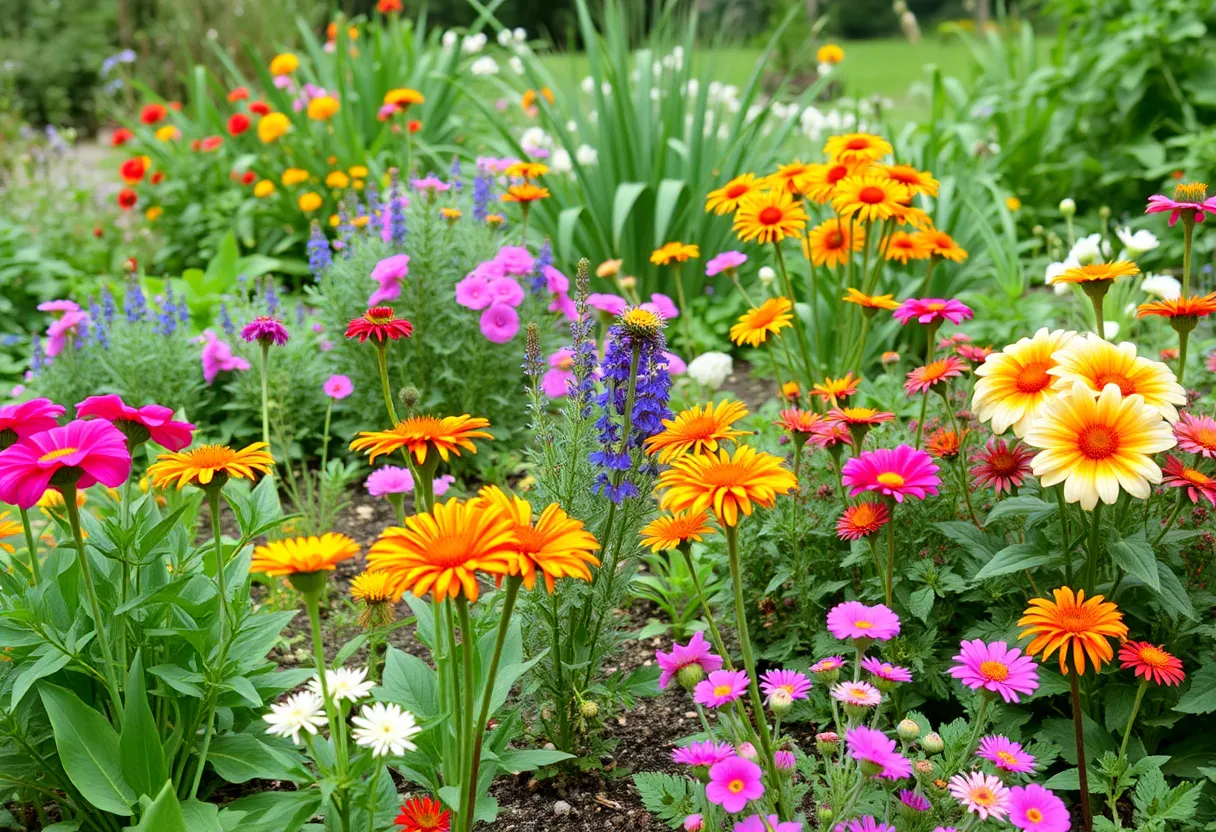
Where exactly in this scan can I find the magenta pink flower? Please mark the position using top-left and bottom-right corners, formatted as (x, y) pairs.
(841, 444), (940, 503)
(663, 352), (686, 375)
(948, 639), (1040, 703)
(37, 299), (80, 315)
(893, 298), (974, 327)
(809, 420), (852, 449)
(977, 735), (1036, 774)
(831, 681), (882, 708)
(656, 631), (723, 690)
(826, 601), (901, 641)
(0, 419), (131, 508)
(811, 656), (846, 674)
(1146, 190), (1216, 226)
(456, 273), (495, 310)
(834, 817), (895, 832)
(1007, 784), (1069, 832)
(860, 656), (913, 684)
(45, 310), (88, 357)
(706, 250), (748, 277)
(671, 740), (734, 767)
(644, 293), (680, 319)
(684, 815), (703, 832)
(410, 175), (450, 193)
(760, 669), (812, 701)
(847, 726), (912, 780)
(542, 349), (574, 398)
(706, 756), (764, 813)
(75, 394), (195, 451)
(241, 316), (289, 347)
(487, 276), (525, 308)
(0, 398), (65, 445)
(433, 474), (456, 496)
(899, 790), (931, 812)
(479, 303), (519, 343)
(1174, 412), (1216, 459)
(494, 245), (535, 276)
(199, 329), (251, 384)
(735, 815), (802, 832)
(772, 751), (796, 771)
(694, 669), (750, 709)
(587, 293), (627, 315)
(369, 254), (410, 306)
(549, 291), (577, 321)
(949, 771), (1010, 821)
(544, 265), (569, 294)
(366, 466), (414, 496)
(324, 374), (354, 400)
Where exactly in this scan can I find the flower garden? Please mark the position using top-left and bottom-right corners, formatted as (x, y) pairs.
(1, 2), (1216, 831)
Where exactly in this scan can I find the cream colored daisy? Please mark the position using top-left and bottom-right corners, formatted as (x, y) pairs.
(971, 328), (1077, 438)
(1049, 333), (1187, 423)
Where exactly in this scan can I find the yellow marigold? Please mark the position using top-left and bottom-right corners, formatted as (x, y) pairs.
(251, 533), (360, 577)
(505, 161), (548, 180)
(842, 288), (899, 310)
(349, 165), (369, 178)
(326, 171), (350, 189)
(651, 242), (700, 265)
(823, 133), (893, 165)
(0, 512), (21, 555)
(640, 511), (717, 553)
(281, 168), (310, 186)
(441, 207), (462, 220)
(485, 213), (504, 226)
(253, 180), (276, 198)
(270, 53), (299, 75)
(733, 189), (808, 245)
(501, 183), (549, 203)
(155, 125), (179, 142)
(258, 112), (291, 144)
(706, 173), (761, 215)
(882, 165), (939, 198)
(147, 443), (275, 490)
(803, 219), (865, 268)
(597, 259), (623, 278)
(817, 44), (845, 64)
(478, 486), (600, 592)
(384, 88), (424, 108)
(730, 297), (794, 347)
(1018, 587), (1128, 675)
(1048, 260), (1139, 286)
(145, 206), (163, 221)
(644, 400), (751, 463)
(767, 161), (811, 196)
(299, 192), (323, 212)
(916, 229), (968, 261)
(307, 96), (340, 121)
(796, 161), (858, 204)
(655, 445), (797, 527)
(1005, 196), (1022, 211)
(350, 415), (492, 464)
(971, 327), (1077, 438)
(1048, 332), (1187, 423)
(831, 174), (909, 223)
(812, 373), (860, 403)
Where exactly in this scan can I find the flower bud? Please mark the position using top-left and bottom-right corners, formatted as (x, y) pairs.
(683, 815), (704, 832)
(1058, 198), (1076, 217)
(1099, 205), (1111, 219)
(768, 688), (794, 717)
(618, 275), (637, 290)
(914, 759), (935, 775)
(815, 731), (840, 754)
(896, 719), (920, 741)
(676, 663), (704, 692)
(817, 806), (834, 826)
(737, 742), (758, 760)
(579, 700), (599, 719)
(399, 386), (421, 410)
(758, 266), (776, 285)
(922, 732), (944, 754)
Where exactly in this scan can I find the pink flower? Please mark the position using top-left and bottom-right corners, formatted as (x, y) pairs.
(1146, 191), (1216, 226)
(860, 656), (913, 684)
(899, 790), (931, 812)
(199, 330), (251, 385)
(893, 298), (974, 327)
(977, 735), (1036, 774)
(847, 725), (912, 780)
(663, 352), (686, 375)
(772, 751), (797, 771)
(487, 276), (525, 308)
(645, 293), (679, 319)
(494, 245), (535, 276)
(706, 250), (747, 277)
(549, 291), (577, 320)
(45, 310), (88, 357)
(656, 631), (723, 690)
(0, 398), (65, 444)
(809, 421), (851, 449)
(542, 349), (574, 398)
(378, 195), (410, 243)
(826, 600), (901, 641)
(411, 176), (451, 193)
(949, 771), (1010, 821)
(320, 339), (335, 352)
(1174, 412), (1216, 459)
(694, 669), (750, 709)
(1207, 351), (1216, 374)
(760, 669), (812, 701)
(479, 303), (520, 343)
(366, 466), (414, 496)
(684, 815), (704, 832)
(831, 681), (882, 708)
(369, 254), (410, 305)
(544, 265), (569, 294)
(432, 474), (456, 496)
(834, 817), (895, 832)
(672, 740), (734, 767)
(456, 273), (495, 310)
(75, 395), (195, 451)
(587, 293), (627, 315)
(904, 356), (967, 395)
(324, 374), (354, 400)
(842, 445), (940, 503)
(0, 419), (131, 509)
(1007, 784), (1069, 832)
(37, 299), (80, 315)
(948, 639), (1040, 703)
(735, 815), (802, 832)
(241, 316), (290, 347)
(377, 103), (398, 120)
(706, 756), (764, 813)
(810, 656), (846, 674)
(970, 437), (1034, 494)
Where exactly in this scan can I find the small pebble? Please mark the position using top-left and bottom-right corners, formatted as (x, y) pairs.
(554, 800), (572, 815)
(355, 505), (374, 520)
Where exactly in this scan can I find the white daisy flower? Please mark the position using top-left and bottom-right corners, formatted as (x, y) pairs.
(686, 352), (734, 390)
(352, 702), (421, 757)
(512, 27), (527, 43)
(508, 56), (524, 75)
(496, 28), (512, 47)
(1116, 227), (1159, 258)
(441, 31), (458, 48)
(470, 56), (499, 77)
(1140, 273), (1181, 299)
(580, 76), (595, 95)
(263, 691), (327, 745)
(550, 148), (572, 174)
(309, 666), (375, 705)
(575, 144), (598, 166)
(461, 33), (487, 55)
(1068, 232), (1109, 266)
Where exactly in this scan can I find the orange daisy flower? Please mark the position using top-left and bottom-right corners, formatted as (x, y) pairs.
(882, 165), (939, 197)
(655, 445), (797, 527)
(1136, 292), (1216, 320)
(350, 415), (492, 464)
(925, 428), (966, 460)
(767, 161), (811, 195)
(504, 161), (548, 181)
(251, 533), (360, 577)
(892, 204), (934, 230)
(1048, 260), (1140, 286)
(651, 242), (701, 265)
(831, 175), (910, 223)
(501, 183), (550, 204)
(842, 288), (899, 310)
(706, 174), (761, 215)
(796, 161), (857, 204)
(640, 511), (717, 553)
(803, 219), (865, 268)
(774, 408), (822, 435)
(826, 407), (894, 427)
(905, 356), (968, 395)
(644, 400), (751, 463)
(836, 501), (889, 541)
(916, 230), (968, 262)
(812, 373), (860, 403)
(1017, 587), (1128, 675)
(885, 231), (934, 264)
(730, 298), (794, 347)
(823, 133), (894, 165)
(478, 486), (600, 592)
(733, 189), (808, 244)
(148, 443), (274, 490)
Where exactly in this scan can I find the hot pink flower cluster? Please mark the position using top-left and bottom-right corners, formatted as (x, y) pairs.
(893, 298), (974, 327)
(199, 329), (251, 384)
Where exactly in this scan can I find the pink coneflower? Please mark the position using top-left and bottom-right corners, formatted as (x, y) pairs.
(842, 445), (940, 503)
(811, 656), (846, 674)
(836, 502), (890, 540)
(1119, 641), (1185, 686)
(904, 356), (967, 395)
(705, 250), (748, 277)
(860, 656), (913, 684)
(977, 735), (1036, 774)
(898, 790), (931, 812)
(1145, 183), (1216, 226)
(75, 394), (195, 450)
(411, 175), (451, 193)
(323, 374), (354, 400)
(369, 254), (411, 306)
(199, 329), (251, 384)
(772, 750), (797, 771)
(760, 669), (812, 702)
(695, 669), (750, 709)
(831, 681), (882, 708)
(949, 771), (1011, 820)
(479, 303), (520, 343)
(948, 639), (1040, 703)
(846, 725), (912, 780)
(241, 316), (290, 347)
(736, 815), (802, 832)
(705, 756), (764, 813)
(1174, 412), (1216, 459)
(893, 298), (974, 327)
(587, 293), (628, 315)
(834, 817), (896, 832)
(1161, 455), (1216, 507)
(366, 466), (414, 497)
(826, 601), (901, 641)
(1007, 784), (1069, 832)
(970, 438), (1033, 494)
(542, 349), (575, 398)
(495, 245), (535, 275)
(808, 420), (852, 449)
(671, 740), (734, 768)
(655, 631), (723, 690)
(0, 398), (65, 445)
(0, 419), (131, 509)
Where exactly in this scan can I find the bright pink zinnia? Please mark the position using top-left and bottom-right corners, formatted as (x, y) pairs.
(544, 265), (569, 294)
(38, 299), (81, 315)
(369, 254), (410, 305)
(1146, 189), (1216, 226)
(644, 293), (679, 320)
(826, 601), (901, 641)
(847, 725), (912, 780)
(75, 394), (195, 451)
(893, 298), (974, 327)
(760, 669), (812, 701)
(841, 444), (940, 503)
(694, 669), (750, 709)
(735, 815), (802, 832)
(45, 310), (88, 358)
(1174, 412), (1216, 459)
(479, 303), (519, 343)
(323, 374), (354, 400)
(487, 276), (525, 308)
(199, 329), (251, 384)
(860, 656), (913, 684)
(706, 250), (747, 277)
(655, 631), (723, 690)
(977, 735), (1037, 774)
(671, 740), (734, 767)
(706, 756), (764, 813)
(0, 398), (65, 445)
(1007, 784), (1070, 832)
(1161, 455), (1216, 507)
(241, 316), (289, 347)
(494, 245), (534, 276)
(950, 771), (1011, 821)
(366, 466), (414, 496)
(949, 639), (1040, 703)
(587, 293), (627, 315)
(834, 817), (896, 832)
(0, 419), (131, 509)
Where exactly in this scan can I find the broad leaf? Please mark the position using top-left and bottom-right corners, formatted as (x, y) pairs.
(120, 652), (168, 799)
(1108, 532), (1159, 591)
(40, 683), (135, 815)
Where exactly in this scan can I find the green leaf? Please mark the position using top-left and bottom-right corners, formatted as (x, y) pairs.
(127, 781), (186, 832)
(180, 800), (221, 832)
(1108, 532), (1159, 591)
(983, 496), (1053, 525)
(206, 734), (311, 784)
(653, 179), (687, 244)
(149, 665), (206, 699)
(972, 542), (1055, 581)
(11, 648), (72, 710)
(1152, 561), (1195, 620)
(495, 748), (574, 772)
(611, 183), (648, 250)
(934, 521), (1000, 559)
(907, 586), (935, 623)
(378, 646), (438, 717)
(40, 683), (135, 815)
(1175, 664), (1216, 714)
(556, 207), (583, 264)
(120, 652), (167, 800)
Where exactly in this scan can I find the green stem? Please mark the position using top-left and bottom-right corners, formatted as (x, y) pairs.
(671, 264), (696, 353)
(367, 764), (380, 832)
(964, 695), (991, 760)
(455, 595), (476, 832)
(884, 507), (896, 606)
(1085, 501), (1103, 594)
(680, 547), (734, 671)
(18, 508), (39, 585)
(433, 598), (457, 784)
(1176, 330), (1188, 388)
(1117, 680), (1149, 764)
(1055, 486), (1073, 585)
(773, 244), (814, 386)
(375, 345), (400, 426)
(258, 342), (271, 449)
(305, 591), (347, 776)
(1152, 489), (1186, 547)
(1181, 218), (1194, 296)
(1071, 672), (1094, 832)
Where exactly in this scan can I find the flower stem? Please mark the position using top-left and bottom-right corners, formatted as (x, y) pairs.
(680, 546), (734, 671)
(455, 594), (476, 832)
(884, 508), (896, 606)
(1176, 330), (1189, 387)
(258, 342), (271, 449)
(773, 243), (815, 384)
(1181, 218), (1194, 296)
(1085, 501), (1103, 594)
(1117, 680), (1148, 764)
(671, 264), (696, 353)
(375, 345), (399, 426)
(18, 507), (39, 585)
(1152, 489), (1187, 547)
(1071, 672), (1094, 832)
(964, 695), (991, 760)
(1055, 486), (1074, 585)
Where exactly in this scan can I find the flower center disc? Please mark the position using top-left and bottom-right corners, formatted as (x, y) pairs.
(858, 186), (886, 204)
(1137, 645), (1171, 667)
(826, 231), (844, 247)
(713, 684), (733, 697)
(1026, 809), (1044, 823)
(876, 472), (905, 488)
(847, 138), (870, 150)
(1015, 362), (1053, 393)
(997, 751), (1018, 765)
(1093, 371), (1135, 396)
(1078, 425), (1119, 460)
(758, 206), (784, 225)
(979, 660), (1009, 681)
(726, 183), (750, 199)
(728, 779), (745, 794)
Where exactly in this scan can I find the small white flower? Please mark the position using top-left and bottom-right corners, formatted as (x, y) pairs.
(442, 31), (458, 48)
(309, 666), (375, 705)
(575, 144), (598, 166)
(1046, 256), (1080, 296)
(512, 27), (527, 43)
(685, 79), (699, 97)
(550, 148), (572, 173)
(1116, 227), (1159, 258)
(352, 702), (420, 758)
(565, 119), (579, 133)
(461, 33), (487, 54)
(470, 56), (499, 77)
(263, 691), (327, 745)
(1140, 273), (1181, 300)
(758, 266), (776, 285)
(1069, 233), (1108, 266)
(1103, 321), (1120, 339)
(508, 56), (524, 75)
(601, 81), (612, 96)
(496, 29), (512, 47)
(580, 76), (595, 95)
(519, 126), (551, 153)
(818, 61), (834, 77)
(687, 352), (734, 390)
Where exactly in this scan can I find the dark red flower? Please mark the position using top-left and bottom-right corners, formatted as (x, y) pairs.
(378, 0), (404, 11)
(250, 100), (271, 116)
(969, 437), (1032, 495)
(394, 796), (449, 832)
(346, 306), (414, 343)
(190, 139), (202, 151)
(407, 119), (422, 134)
(201, 135), (223, 152)
(111, 127), (134, 146)
(227, 86), (250, 103)
(119, 157), (147, 185)
(228, 113), (251, 136)
(150, 171), (164, 185)
(92, 226), (103, 238)
(118, 188), (138, 210)
(241, 171), (257, 185)
(140, 104), (166, 125)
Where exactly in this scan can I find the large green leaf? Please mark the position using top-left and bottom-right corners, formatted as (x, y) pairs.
(120, 652), (168, 799)
(1108, 532), (1159, 591)
(40, 683), (135, 815)
(1176, 664), (1216, 715)
(206, 734), (311, 784)
(972, 542), (1055, 582)
(611, 183), (648, 250)
(126, 781), (186, 832)
(11, 647), (72, 710)
(379, 646), (438, 717)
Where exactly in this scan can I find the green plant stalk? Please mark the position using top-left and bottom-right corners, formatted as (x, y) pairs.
(1175, 329), (1188, 387)
(62, 482), (124, 727)
(1181, 217), (1194, 296)
(455, 594), (476, 832)
(884, 507), (896, 607)
(670, 264), (696, 353)
(964, 695), (991, 760)
(443, 600), (464, 772)
(679, 546), (734, 672)
(1152, 489), (1186, 547)
(1085, 501), (1103, 594)
(1055, 486), (1073, 585)
(19, 507), (39, 585)
(319, 399), (333, 520)
(462, 576), (522, 832)
(1070, 672), (1094, 832)
(433, 598), (458, 786)
(374, 345), (400, 426)
(913, 324), (939, 449)
(258, 342), (271, 449)
(1117, 679), (1148, 764)
(942, 395), (982, 529)
(366, 765), (379, 832)
(773, 244), (814, 386)
(305, 589), (352, 832)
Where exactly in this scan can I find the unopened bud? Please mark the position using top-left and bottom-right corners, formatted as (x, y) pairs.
(683, 815), (704, 832)
(897, 719), (920, 741)
(817, 806), (834, 826)
(922, 732), (944, 754)
(399, 386), (421, 410)
(676, 663), (704, 692)
(1099, 205), (1111, 219)
(1058, 198), (1076, 217)
(618, 275), (637, 290)
(737, 742), (758, 760)
(758, 266), (776, 285)
(915, 759), (935, 774)
(579, 700), (599, 719)
(768, 688), (793, 716)
(815, 731), (840, 754)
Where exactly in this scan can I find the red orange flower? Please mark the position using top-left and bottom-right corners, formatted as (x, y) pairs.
(1119, 641), (1185, 686)
(836, 502), (889, 541)
(345, 306), (415, 343)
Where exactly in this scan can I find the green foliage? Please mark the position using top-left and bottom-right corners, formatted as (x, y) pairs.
(633, 771), (701, 828)
(631, 544), (724, 640)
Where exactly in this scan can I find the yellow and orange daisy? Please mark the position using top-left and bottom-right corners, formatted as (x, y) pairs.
(1136, 292), (1216, 320)
(925, 428), (965, 460)
(733, 189), (808, 245)
(350, 570), (396, 604)
(831, 175), (910, 223)
(823, 133), (893, 165)
(504, 161), (548, 181)
(0, 512), (21, 554)
(1048, 333), (1187, 422)
(796, 161), (857, 204)
(655, 445), (797, 527)
(842, 288), (899, 311)
(884, 230), (934, 264)
(881, 165), (939, 198)
(706, 173), (761, 215)
(767, 161), (811, 195)
(478, 486), (599, 592)
(803, 219), (865, 268)
(827, 407), (894, 427)
(640, 510), (717, 553)
(644, 400), (751, 463)
(251, 533), (360, 577)
(812, 373), (860, 404)
(350, 415), (492, 465)
(892, 203), (934, 230)
(730, 297), (794, 347)
(915, 230), (967, 262)
(501, 183), (550, 204)
(774, 408), (822, 435)
(1018, 587), (1128, 675)
(383, 88), (424, 109)
(1048, 260), (1139, 286)
(651, 242), (701, 265)
(148, 443), (275, 490)
(971, 328), (1077, 438)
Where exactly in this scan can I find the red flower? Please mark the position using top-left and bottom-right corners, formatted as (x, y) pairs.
(140, 104), (166, 125)
(407, 119), (422, 133)
(111, 127), (134, 146)
(836, 501), (889, 541)
(190, 139), (202, 151)
(241, 171), (257, 185)
(1119, 641), (1185, 686)
(227, 86), (250, 103)
(124, 257), (138, 274)
(118, 188), (138, 211)
(150, 171), (164, 185)
(92, 226), (103, 238)
(119, 157), (147, 185)
(1161, 455), (1216, 507)
(201, 135), (223, 152)
(169, 101), (182, 111)
(228, 113), (251, 136)
(250, 100), (271, 116)
(394, 796), (449, 832)
(378, 0), (404, 11)
(969, 437), (1032, 495)
(346, 306), (414, 343)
